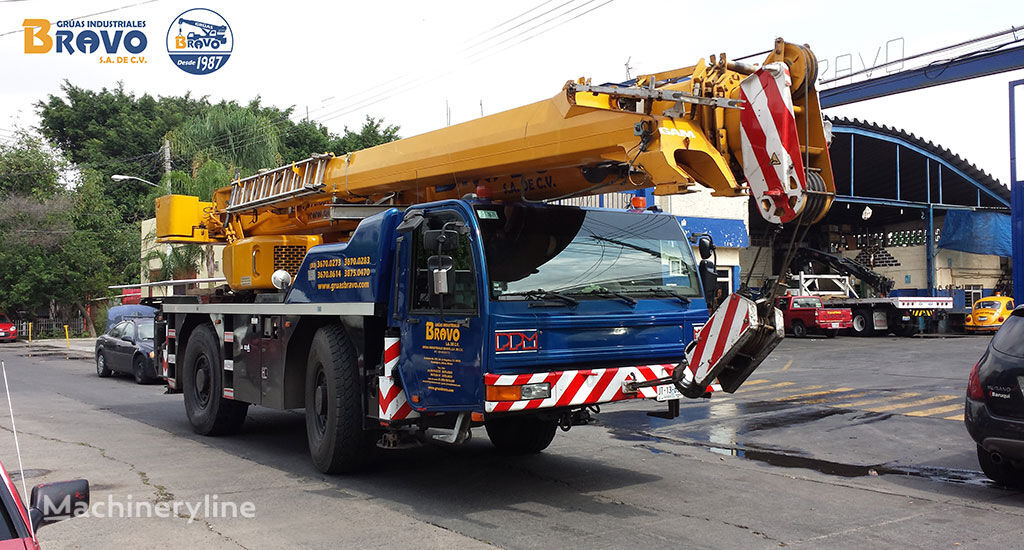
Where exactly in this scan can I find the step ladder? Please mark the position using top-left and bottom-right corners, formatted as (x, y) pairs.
(225, 154), (333, 214)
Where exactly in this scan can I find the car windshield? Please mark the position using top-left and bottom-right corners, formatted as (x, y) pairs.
(792, 297), (822, 308)
(975, 300), (1002, 310)
(476, 204), (700, 300)
(0, 314), (10, 324)
(992, 314), (1024, 357)
(136, 321), (154, 340)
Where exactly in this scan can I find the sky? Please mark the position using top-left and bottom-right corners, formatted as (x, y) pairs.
(1, 0), (1021, 185)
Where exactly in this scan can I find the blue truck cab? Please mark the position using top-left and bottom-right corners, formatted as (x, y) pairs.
(157, 198), (713, 473)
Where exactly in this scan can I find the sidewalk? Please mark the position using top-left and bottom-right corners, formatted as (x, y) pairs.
(2, 337), (96, 359)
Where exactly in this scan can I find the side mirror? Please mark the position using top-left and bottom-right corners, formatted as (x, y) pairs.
(29, 479), (90, 531)
(698, 236), (715, 260)
(699, 259), (717, 305)
(428, 255), (454, 296)
(396, 210), (424, 233)
(423, 229), (460, 253)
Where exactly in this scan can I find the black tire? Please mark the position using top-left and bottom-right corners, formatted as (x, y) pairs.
(851, 309), (875, 337)
(485, 416), (558, 455)
(305, 325), (376, 474)
(96, 350), (112, 378)
(182, 324), (248, 435)
(824, 329), (839, 338)
(132, 354), (148, 384)
(977, 445), (1024, 488)
(791, 320), (808, 338)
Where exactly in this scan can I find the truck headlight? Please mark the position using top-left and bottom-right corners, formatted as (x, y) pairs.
(520, 382), (551, 400)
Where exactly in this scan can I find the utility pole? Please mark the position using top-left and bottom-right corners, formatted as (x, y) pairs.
(445, 99), (451, 126)
(163, 139), (171, 174)
(624, 56), (633, 80)
(480, 99), (484, 118)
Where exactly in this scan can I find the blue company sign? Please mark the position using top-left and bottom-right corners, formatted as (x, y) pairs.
(166, 8), (232, 75)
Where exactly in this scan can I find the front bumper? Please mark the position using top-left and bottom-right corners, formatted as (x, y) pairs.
(484, 364), (715, 413)
(0, 332), (17, 342)
(965, 398), (1024, 462)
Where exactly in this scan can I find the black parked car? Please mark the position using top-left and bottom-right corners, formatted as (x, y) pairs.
(965, 305), (1024, 486)
(95, 317), (159, 384)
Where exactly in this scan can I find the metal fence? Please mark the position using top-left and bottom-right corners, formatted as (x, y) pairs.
(15, 318), (87, 338)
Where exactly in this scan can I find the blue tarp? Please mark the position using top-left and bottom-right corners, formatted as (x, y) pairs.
(938, 210), (1012, 257)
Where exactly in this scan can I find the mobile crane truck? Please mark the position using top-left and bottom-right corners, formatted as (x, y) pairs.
(151, 38), (835, 473)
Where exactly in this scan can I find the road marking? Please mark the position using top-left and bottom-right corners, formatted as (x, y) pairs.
(738, 382), (796, 394)
(905, 403), (964, 417)
(944, 413), (964, 420)
(864, 395), (959, 413)
(742, 379), (771, 386)
(773, 387), (852, 401)
(842, 392), (921, 408)
(803, 392), (871, 405)
(781, 359), (793, 372)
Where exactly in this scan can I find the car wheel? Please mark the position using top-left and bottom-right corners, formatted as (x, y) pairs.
(851, 310), (874, 337)
(791, 320), (808, 338)
(485, 416), (558, 454)
(96, 350), (112, 378)
(977, 445), (1024, 488)
(305, 324), (377, 474)
(132, 354), (148, 384)
(182, 324), (248, 435)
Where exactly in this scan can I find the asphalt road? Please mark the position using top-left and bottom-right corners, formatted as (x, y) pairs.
(1, 335), (1022, 549)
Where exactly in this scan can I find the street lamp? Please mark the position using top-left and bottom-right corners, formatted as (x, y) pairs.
(111, 174), (159, 187)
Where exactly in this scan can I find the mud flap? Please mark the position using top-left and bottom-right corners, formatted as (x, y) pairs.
(682, 293), (784, 393)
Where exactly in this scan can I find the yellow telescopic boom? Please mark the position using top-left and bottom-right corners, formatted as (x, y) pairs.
(157, 38), (834, 289)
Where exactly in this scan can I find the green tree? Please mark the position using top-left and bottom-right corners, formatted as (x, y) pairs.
(36, 81), (209, 218)
(332, 116), (401, 153)
(166, 103), (279, 175)
(0, 130), (70, 198)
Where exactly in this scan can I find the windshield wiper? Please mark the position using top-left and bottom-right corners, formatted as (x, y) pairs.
(563, 287), (637, 307)
(497, 289), (579, 306)
(634, 287), (691, 304)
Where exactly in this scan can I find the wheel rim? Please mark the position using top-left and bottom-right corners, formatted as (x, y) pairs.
(193, 354), (212, 408)
(853, 315), (865, 332)
(97, 353), (104, 373)
(134, 358), (143, 380)
(312, 366), (328, 436)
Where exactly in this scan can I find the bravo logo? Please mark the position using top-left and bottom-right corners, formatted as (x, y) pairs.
(23, 19), (148, 63)
(166, 8), (232, 75)
(425, 322), (461, 344)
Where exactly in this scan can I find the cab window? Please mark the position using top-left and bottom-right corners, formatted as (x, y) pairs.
(410, 211), (478, 314)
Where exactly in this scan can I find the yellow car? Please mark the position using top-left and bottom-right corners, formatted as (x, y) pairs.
(966, 296), (1016, 332)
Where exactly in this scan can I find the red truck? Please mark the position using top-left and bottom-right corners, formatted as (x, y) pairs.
(775, 295), (853, 338)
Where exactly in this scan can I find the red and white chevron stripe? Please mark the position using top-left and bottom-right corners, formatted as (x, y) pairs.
(684, 293), (758, 386)
(378, 336), (419, 423)
(739, 62), (807, 224)
(484, 364), (711, 413)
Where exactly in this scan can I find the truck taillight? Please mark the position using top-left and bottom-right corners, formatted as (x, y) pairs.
(998, 316), (1005, 322)
(967, 361), (984, 401)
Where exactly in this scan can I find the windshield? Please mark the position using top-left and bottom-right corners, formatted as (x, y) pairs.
(136, 321), (154, 340)
(975, 300), (1002, 310)
(792, 297), (822, 308)
(476, 204), (700, 300)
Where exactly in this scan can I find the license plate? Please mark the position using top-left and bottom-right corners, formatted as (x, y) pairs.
(656, 384), (684, 401)
(0, 332), (6, 337)
(830, 323), (840, 328)
(978, 316), (988, 322)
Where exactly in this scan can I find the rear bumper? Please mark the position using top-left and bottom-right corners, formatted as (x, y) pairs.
(815, 321), (852, 330)
(484, 364), (708, 413)
(965, 398), (1024, 461)
(965, 325), (1000, 332)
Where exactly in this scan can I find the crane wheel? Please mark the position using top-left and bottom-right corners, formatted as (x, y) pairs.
(305, 325), (377, 474)
(182, 324), (248, 435)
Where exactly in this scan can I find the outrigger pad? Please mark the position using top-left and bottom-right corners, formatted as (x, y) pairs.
(683, 293), (784, 392)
